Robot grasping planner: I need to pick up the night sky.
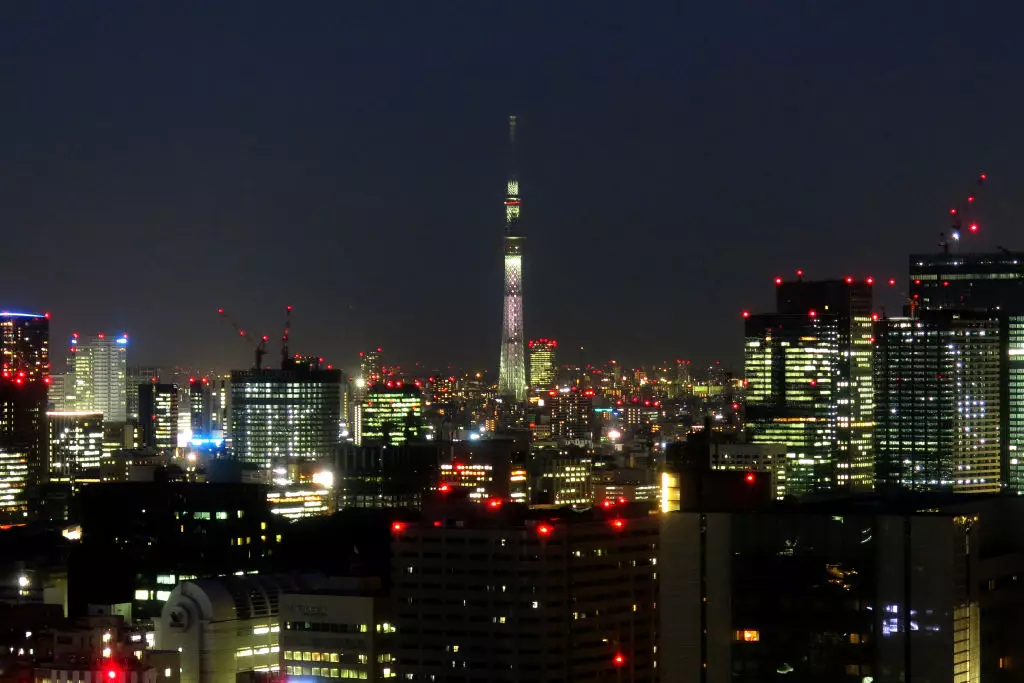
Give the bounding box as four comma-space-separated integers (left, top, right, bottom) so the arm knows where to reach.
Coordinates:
2, 2, 1023, 374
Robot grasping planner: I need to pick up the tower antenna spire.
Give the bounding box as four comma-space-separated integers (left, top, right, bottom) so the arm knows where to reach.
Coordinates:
498, 115, 526, 402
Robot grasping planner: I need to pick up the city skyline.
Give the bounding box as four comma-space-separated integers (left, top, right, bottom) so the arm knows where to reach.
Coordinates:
4, 4, 1024, 372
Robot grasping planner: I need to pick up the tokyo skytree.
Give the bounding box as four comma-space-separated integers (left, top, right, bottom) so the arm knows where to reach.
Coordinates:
498, 115, 526, 402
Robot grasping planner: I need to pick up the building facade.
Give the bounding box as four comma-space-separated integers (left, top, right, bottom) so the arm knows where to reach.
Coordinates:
744, 279, 874, 496
139, 383, 180, 451
47, 410, 105, 488
73, 333, 128, 423
874, 311, 1002, 493
230, 368, 342, 469
528, 338, 557, 391
391, 500, 658, 681
354, 386, 423, 446
0, 311, 50, 522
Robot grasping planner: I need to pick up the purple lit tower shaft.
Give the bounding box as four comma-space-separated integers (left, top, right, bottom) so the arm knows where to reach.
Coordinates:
498, 115, 526, 401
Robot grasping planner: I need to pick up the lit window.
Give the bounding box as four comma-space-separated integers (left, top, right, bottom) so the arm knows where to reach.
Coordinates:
737, 629, 760, 642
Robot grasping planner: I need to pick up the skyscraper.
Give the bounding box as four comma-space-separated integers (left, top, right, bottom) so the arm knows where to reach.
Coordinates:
909, 251, 1024, 491
230, 367, 342, 469
498, 115, 527, 402
72, 332, 128, 423
874, 310, 1002, 493
0, 311, 50, 522
744, 278, 874, 495
528, 338, 557, 390
188, 376, 213, 437
139, 382, 180, 451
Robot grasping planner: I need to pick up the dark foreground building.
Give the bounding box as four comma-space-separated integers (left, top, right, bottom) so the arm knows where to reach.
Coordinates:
391, 499, 658, 682
660, 494, 1024, 683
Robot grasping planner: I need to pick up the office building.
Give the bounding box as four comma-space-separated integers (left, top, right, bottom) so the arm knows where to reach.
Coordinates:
660, 495, 1024, 683
874, 310, 1001, 493
48, 372, 76, 412
188, 377, 212, 437
126, 365, 160, 422
528, 338, 557, 390
358, 347, 383, 386
336, 442, 438, 510
279, 578, 394, 682
47, 410, 104, 488
498, 115, 527, 402
139, 383, 180, 451
230, 367, 342, 468
354, 385, 423, 446
0, 311, 50, 523
909, 251, 1024, 492
72, 333, 128, 423
391, 500, 658, 681
744, 278, 873, 496
528, 447, 594, 506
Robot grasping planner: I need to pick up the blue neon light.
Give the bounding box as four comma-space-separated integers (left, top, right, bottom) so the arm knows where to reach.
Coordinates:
116, 337, 128, 345
190, 437, 225, 447
0, 311, 45, 318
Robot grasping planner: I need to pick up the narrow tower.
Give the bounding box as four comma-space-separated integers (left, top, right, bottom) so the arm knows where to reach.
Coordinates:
498, 115, 527, 401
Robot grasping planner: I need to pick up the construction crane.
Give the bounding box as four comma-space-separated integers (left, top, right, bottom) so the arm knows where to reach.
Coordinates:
281, 305, 293, 370
217, 307, 269, 370
941, 172, 987, 252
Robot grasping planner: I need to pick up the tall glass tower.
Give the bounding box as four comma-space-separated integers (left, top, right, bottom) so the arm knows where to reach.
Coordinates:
498, 115, 527, 402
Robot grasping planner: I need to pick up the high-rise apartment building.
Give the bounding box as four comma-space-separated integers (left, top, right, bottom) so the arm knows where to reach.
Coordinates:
549, 387, 594, 441
72, 333, 128, 423
0, 311, 50, 522
391, 501, 658, 682
354, 385, 423, 446
498, 115, 527, 402
47, 410, 104, 488
874, 310, 1001, 493
47, 373, 76, 412
139, 383, 180, 451
230, 367, 342, 468
744, 279, 874, 495
909, 251, 1024, 491
528, 338, 557, 390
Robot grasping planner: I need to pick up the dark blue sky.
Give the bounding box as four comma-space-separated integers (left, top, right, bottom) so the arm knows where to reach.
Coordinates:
2, 2, 1023, 373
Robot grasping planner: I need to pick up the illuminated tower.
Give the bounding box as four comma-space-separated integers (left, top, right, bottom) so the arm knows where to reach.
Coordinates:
498, 115, 527, 402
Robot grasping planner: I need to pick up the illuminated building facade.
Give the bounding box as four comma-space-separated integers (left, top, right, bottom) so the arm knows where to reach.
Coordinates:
909, 251, 1024, 492
528, 447, 594, 506
528, 338, 557, 390
278, 580, 395, 682
355, 386, 422, 446
874, 311, 1001, 493
230, 368, 342, 468
498, 115, 527, 402
391, 501, 658, 681
744, 279, 874, 496
359, 347, 383, 385
73, 333, 128, 423
550, 387, 594, 441
48, 410, 104, 488
139, 383, 180, 451
0, 311, 50, 522
188, 377, 212, 437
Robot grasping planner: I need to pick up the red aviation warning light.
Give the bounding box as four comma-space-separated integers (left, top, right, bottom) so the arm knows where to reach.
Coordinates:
613, 653, 626, 667
745, 473, 756, 484
391, 521, 406, 533
888, 278, 897, 286
845, 276, 853, 284
537, 523, 553, 536
610, 518, 626, 530
808, 309, 817, 318
742, 310, 750, 319
865, 276, 874, 285
775, 276, 783, 285
969, 223, 979, 233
